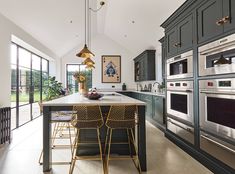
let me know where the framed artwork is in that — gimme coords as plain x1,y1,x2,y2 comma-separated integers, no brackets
102,55,121,83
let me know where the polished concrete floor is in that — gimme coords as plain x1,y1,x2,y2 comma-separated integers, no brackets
0,117,212,174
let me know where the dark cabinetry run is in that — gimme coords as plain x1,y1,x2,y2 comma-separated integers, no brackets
134,50,156,82
197,0,235,43
152,96,164,125
166,14,193,57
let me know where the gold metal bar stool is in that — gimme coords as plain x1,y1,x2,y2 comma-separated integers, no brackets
69,105,104,174
105,105,142,174
38,102,74,165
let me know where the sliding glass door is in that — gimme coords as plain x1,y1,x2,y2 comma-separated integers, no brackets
11,43,49,129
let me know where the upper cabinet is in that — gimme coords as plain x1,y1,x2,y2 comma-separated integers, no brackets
197,0,235,43
134,50,156,82
166,14,193,57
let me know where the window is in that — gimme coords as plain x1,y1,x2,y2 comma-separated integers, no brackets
66,64,92,93
11,43,49,129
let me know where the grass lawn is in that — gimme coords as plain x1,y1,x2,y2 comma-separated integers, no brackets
11,91,45,102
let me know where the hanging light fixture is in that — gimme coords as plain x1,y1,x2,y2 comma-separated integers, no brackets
76,0,95,58
77,0,105,69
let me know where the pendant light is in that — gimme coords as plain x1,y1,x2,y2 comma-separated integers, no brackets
76,0,95,58
214,55,230,65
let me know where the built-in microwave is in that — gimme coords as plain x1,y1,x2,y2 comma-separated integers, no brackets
199,78,235,170
198,33,235,76
166,50,193,80
166,81,194,125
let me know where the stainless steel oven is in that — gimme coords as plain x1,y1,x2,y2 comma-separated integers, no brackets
199,78,235,170
199,33,235,76
167,81,194,125
166,50,193,79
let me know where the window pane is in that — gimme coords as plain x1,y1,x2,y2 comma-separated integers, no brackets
32,102,40,119
42,59,48,72
32,70,41,86
11,67,17,108
11,44,17,65
11,108,16,130
67,64,79,72
32,55,41,71
19,48,31,68
19,105,31,126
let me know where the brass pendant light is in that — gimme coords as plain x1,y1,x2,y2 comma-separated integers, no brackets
76,0,95,59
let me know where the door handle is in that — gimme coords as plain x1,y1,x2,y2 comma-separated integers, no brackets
173,43,181,47
222,16,230,23
216,19,224,26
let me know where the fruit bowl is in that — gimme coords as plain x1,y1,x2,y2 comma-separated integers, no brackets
84,92,104,100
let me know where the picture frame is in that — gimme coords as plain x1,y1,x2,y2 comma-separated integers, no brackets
102,55,121,83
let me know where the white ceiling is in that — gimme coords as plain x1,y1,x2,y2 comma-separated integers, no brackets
0,0,185,57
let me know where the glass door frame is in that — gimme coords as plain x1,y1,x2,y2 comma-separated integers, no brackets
11,42,49,129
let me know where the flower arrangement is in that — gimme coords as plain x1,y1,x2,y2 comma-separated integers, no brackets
73,71,86,83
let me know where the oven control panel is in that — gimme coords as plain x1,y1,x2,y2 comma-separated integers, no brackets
199,78,235,89
167,81,193,90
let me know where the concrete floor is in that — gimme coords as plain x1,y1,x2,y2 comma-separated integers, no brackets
0,117,212,174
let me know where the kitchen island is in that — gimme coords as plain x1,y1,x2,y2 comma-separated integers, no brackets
42,92,146,172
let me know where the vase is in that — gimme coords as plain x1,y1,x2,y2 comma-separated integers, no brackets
79,82,87,95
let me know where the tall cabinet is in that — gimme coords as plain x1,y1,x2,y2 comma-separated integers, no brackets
161,0,235,174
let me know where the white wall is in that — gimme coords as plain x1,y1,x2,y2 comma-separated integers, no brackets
61,34,135,90
0,13,58,107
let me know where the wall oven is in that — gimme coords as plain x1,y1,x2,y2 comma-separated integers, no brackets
166,50,193,79
167,81,194,125
199,33,235,76
199,78,235,170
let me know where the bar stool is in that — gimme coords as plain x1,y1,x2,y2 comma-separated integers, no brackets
105,105,141,174
69,105,104,174
38,102,74,165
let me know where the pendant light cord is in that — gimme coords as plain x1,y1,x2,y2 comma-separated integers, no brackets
85,0,87,45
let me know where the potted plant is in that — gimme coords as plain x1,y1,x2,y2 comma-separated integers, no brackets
43,76,64,101
73,71,87,94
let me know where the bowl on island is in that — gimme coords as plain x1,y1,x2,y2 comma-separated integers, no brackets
84,92,104,100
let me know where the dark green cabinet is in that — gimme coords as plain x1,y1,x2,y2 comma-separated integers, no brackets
223,0,235,32
166,28,178,57
197,0,235,43
152,96,164,125
197,0,223,43
138,94,153,118
166,14,193,57
134,50,156,82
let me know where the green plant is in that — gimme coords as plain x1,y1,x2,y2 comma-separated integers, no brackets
43,76,63,100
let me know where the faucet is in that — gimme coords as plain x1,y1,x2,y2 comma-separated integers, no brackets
152,82,161,93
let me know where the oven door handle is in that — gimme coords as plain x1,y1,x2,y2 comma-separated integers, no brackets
201,134,235,154
200,90,235,95
167,89,193,93
167,119,193,133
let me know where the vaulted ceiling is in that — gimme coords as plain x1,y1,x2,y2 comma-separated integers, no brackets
0,0,185,57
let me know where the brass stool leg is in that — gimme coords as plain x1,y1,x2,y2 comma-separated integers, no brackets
104,128,110,155
69,129,80,174
106,129,113,174
68,123,73,155
97,128,104,173
130,129,142,174
126,129,132,158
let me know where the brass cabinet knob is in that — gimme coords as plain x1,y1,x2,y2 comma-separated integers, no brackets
216,19,224,26
173,43,181,47
222,16,230,23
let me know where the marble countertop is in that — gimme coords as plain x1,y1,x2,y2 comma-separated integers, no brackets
42,92,146,106
97,89,165,98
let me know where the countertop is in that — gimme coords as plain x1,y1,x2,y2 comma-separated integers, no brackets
42,92,146,106
97,89,165,98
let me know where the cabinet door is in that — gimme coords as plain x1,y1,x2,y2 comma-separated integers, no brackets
152,96,163,124
177,15,193,52
140,94,153,118
166,27,178,57
197,0,223,43
223,0,235,32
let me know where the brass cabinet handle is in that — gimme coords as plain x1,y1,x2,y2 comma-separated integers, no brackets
216,19,224,26
173,43,181,47
222,16,230,23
